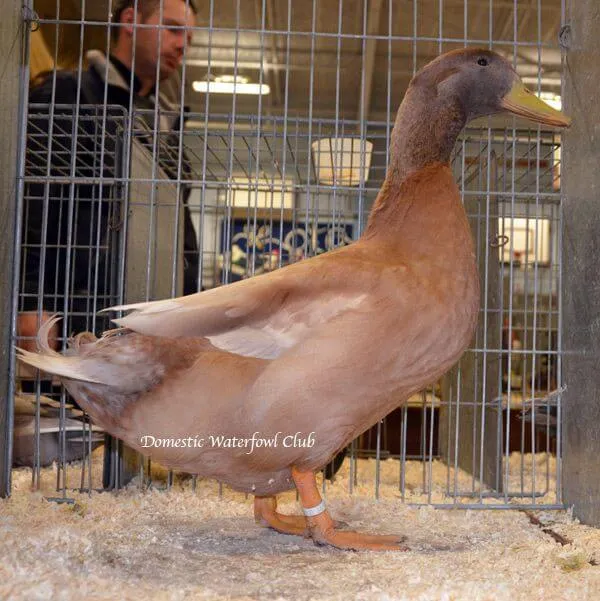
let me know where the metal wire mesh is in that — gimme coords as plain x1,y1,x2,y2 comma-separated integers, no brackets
9,0,565,508
21,104,126,327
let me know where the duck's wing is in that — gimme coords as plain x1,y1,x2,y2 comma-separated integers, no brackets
106,253,369,360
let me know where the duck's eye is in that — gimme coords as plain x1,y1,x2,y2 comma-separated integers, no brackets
477,57,489,67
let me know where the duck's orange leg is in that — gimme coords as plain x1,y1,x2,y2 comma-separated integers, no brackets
254,495,349,537
254,496,307,536
291,467,408,551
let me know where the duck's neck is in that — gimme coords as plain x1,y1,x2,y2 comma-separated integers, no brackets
364,84,467,237
388,84,467,186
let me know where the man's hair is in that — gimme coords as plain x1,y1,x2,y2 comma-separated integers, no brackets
112,0,198,40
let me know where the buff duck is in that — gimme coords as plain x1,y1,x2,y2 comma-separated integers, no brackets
18,48,570,551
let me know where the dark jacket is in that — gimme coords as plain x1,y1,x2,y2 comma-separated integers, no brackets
22,52,199,323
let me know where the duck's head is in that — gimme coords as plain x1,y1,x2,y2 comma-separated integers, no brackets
418,48,570,127
387,48,570,185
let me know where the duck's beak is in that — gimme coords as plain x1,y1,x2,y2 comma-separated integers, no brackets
501,80,571,128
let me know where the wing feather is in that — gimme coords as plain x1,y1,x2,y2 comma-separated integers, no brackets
107,254,368,359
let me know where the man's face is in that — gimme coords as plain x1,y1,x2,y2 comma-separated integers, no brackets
134,0,195,82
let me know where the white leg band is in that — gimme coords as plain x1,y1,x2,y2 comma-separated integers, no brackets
302,500,326,517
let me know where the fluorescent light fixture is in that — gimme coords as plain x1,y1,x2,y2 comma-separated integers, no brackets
193,74,270,95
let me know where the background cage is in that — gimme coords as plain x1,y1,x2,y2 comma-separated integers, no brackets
1,0,571,510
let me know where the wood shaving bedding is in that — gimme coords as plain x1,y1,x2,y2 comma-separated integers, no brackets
2,453,599,601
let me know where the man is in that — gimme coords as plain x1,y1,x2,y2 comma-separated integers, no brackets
111,0,196,96
17,0,199,474
20,0,199,338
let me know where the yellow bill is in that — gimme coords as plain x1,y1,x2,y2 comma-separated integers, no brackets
501,80,571,128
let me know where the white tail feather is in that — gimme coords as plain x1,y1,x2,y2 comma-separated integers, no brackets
36,315,63,356
16,315,107,384
16,348,106,384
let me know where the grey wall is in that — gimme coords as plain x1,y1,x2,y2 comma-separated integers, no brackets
562,0,600,524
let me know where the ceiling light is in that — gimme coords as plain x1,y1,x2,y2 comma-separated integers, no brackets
216,74,248,84
193,74,270,95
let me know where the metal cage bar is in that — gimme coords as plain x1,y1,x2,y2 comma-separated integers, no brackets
4,0,566,510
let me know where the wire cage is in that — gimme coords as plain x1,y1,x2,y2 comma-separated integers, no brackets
7,0,566,509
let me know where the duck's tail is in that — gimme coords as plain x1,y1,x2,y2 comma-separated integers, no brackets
16,315,109,385
16,316,149,433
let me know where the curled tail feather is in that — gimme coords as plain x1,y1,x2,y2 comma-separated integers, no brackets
16,315,108,385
